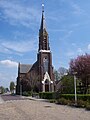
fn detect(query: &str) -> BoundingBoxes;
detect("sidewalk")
[21,96,49,102]
[0,95,4,104]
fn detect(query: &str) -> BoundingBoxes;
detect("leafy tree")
[0,86,5,94]
[69,54,90,94]
[10,81,15,93]
[60,75,75,94]
[5,88,9,92]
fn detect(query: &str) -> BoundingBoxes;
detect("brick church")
[16,4,55,94]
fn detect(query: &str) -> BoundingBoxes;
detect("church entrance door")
[45,79,49,92]
[45,84,49,92]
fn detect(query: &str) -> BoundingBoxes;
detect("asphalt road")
[0,99,90,120]
[0,94,90,120]
[0,94,24,101]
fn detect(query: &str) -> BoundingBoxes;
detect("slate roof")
[20,64,32,73]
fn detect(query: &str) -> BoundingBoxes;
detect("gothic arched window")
[43,57,48,73]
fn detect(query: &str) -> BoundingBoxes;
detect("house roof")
[20,64,32,73]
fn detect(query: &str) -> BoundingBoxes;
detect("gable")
[20,64,32,73]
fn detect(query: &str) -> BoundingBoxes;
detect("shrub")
[56,98,87,108]
[27,91,32,96]
[86,104,90,110]
[32,93,39,98]
[56,98,69,105]
[76,100,86,108]
[49,99,56,103]
[54,92,61,99]
[39,92,55,99]
[23,91,29,96]
[22,91,31,96]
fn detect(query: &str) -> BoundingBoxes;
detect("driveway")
[1,94,25,101]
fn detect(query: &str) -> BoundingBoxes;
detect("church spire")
[40,4,46,31]
[39,4,50,51]
[42,3,44,13]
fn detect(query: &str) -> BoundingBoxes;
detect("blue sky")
[0,0,90,88]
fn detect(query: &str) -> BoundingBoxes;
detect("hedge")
[60,94,90,101]
[39,92,55,99]
[39,92,90,101]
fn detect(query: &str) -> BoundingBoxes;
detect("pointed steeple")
[39,4,50,51]
[40,4,47,31]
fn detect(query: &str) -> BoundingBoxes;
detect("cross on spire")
[40,3,46,31]
[42,3,44,13]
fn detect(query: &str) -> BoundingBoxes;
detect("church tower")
[37,4,54,92]
[16,4,55,94]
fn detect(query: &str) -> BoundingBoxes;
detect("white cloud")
[2,40,37,53]
[66,47,84,57]
[49,28,67,32]
[72,4,82,14]
[0,71,17,88]
[0,0,40,27]
[88,44,90,50]
[48,14,65,23]
[0,60,18,68]
[66,51,75,57]
[77,48,83,53]
[59,0,88,21]
[60,30,73,41]
[58,0,85,16]
[0,59,18,87]
[0,44,12,54]
[71,43,76,46]
[0,33,37,54]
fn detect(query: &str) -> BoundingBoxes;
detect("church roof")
[19,64,32,73]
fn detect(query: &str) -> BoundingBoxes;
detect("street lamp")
[73,72,77,105]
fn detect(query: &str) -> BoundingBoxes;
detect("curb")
[20,96,49,102]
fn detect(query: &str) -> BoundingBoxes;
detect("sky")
[0,0,90,88]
